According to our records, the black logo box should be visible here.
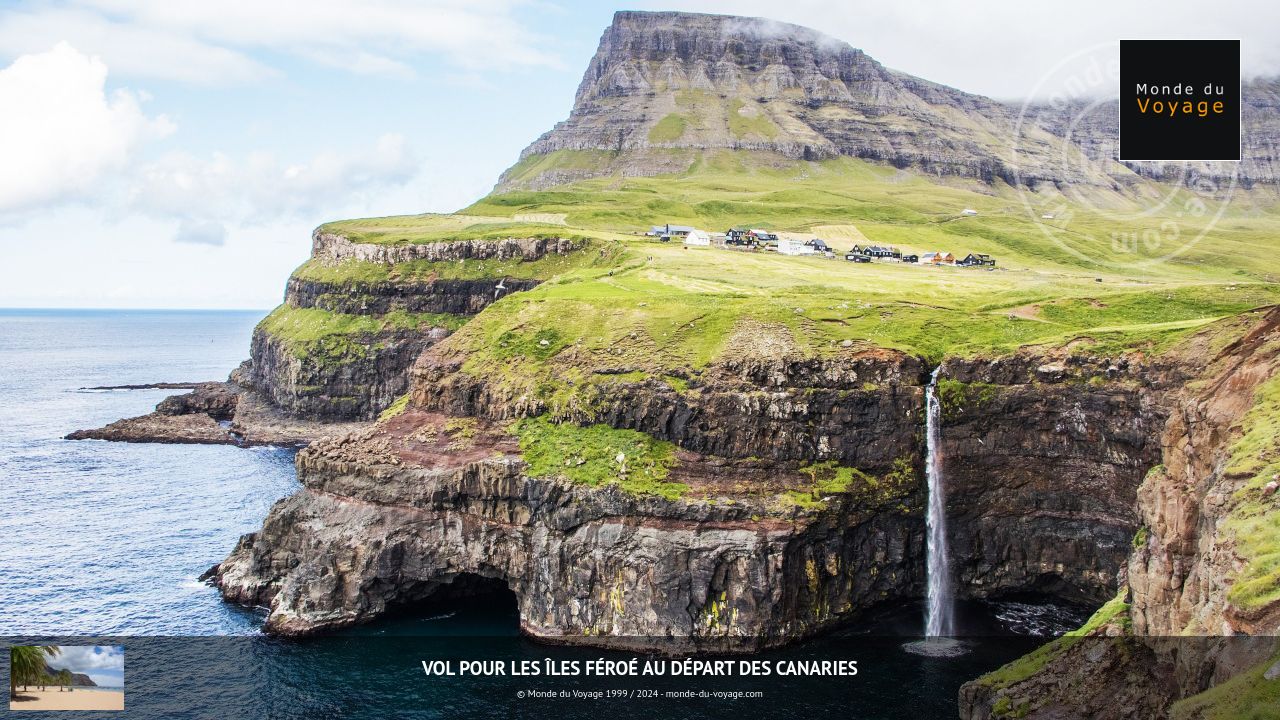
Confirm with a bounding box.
[1119,39,1240,161]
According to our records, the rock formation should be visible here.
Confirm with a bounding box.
[959,307,1280,719]
[43,665,96,687]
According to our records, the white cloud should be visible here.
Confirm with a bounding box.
[129,132,420,240]
[0,0,561,84]
[0,43,173,215]
[51,646,124,674]
[0,8,270,85]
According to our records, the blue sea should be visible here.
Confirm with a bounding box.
[0,309,1086,719]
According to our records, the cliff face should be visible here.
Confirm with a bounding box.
[499,11,1110,191]
[959,308,1280,720]
[213,406,925,650]
[412,348,927,470]
[1025,76,1280,190]
[234,232,584,422]
[209,333,1201,649]
[939,353,1179,604]
[499,11,1278,193]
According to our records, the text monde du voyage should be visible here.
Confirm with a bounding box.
[1134,82,1230,118]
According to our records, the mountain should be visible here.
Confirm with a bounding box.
[43,664,96,687]
[499,10,1276,193]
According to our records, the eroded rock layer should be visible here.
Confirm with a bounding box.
[211,411,925,650]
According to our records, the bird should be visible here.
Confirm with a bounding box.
[494,278,508,300]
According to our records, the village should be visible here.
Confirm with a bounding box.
[645,222,997,268]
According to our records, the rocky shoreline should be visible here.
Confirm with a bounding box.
[67,380,369,447]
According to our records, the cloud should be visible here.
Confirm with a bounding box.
[51,646,124,674]
[0,0,561,85]
[129,133,420,234]
[0,43,420,240]
[173,219,227,246]
[0,8,270,85]
[0,43,172,215]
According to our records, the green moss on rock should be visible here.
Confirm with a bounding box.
[515,416,686,500]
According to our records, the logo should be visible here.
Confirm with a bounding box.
[1119,40,1240,161]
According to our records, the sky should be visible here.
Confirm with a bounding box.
[0,0,1276,309]
[49,645,125,687]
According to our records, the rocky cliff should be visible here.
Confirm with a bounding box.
[499,11,1107,191]
[1024,76,1280,191]
[938,352,1180,604]
[212,409,924,649]
[234,232,585,422]
[211,348,930,648]
[959,307,1280,719]
[208,326,1208,651]
[43,665,96,687]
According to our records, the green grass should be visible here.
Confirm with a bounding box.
[974,588,1130,692]
[1223,373,1280,612]
[378,393,411,422]
[291,239,626,284]
[308,152,1280,411]
[514,416,686,500]
[317,213,590,246]
[936,379,998,417]
[257,306,468,367]
[782,457,916,509]
[259,306,467,344]
[649,113,689,143]
[727,99,779,139]
[1169,650,1280,720]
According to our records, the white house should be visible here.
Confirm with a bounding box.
[683,229,711,246]
[776,237,815,256]
[961,208,979,216]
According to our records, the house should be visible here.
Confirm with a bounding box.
[648,224,695,241]
[777,237,815,256]
[750,229,778,243]
[845,252,872,263]
[806,238,832,253]
[862,245,898,258]
[899,254,919,264]
[920,252,956,265]
[957,253,995,267]
[725,226,753,245]
[684,229,711,246]
[961,209,979,216]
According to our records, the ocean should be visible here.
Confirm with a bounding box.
[0,309,1087,719]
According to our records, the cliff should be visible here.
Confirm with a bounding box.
[209,328,1229,652]
[499,11,1107,191]
[234,232,586,422]
[43,665,96,687]
[68,230,595,444]
[959,307,1280,719]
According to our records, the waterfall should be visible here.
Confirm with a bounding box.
[923,366,954,638]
